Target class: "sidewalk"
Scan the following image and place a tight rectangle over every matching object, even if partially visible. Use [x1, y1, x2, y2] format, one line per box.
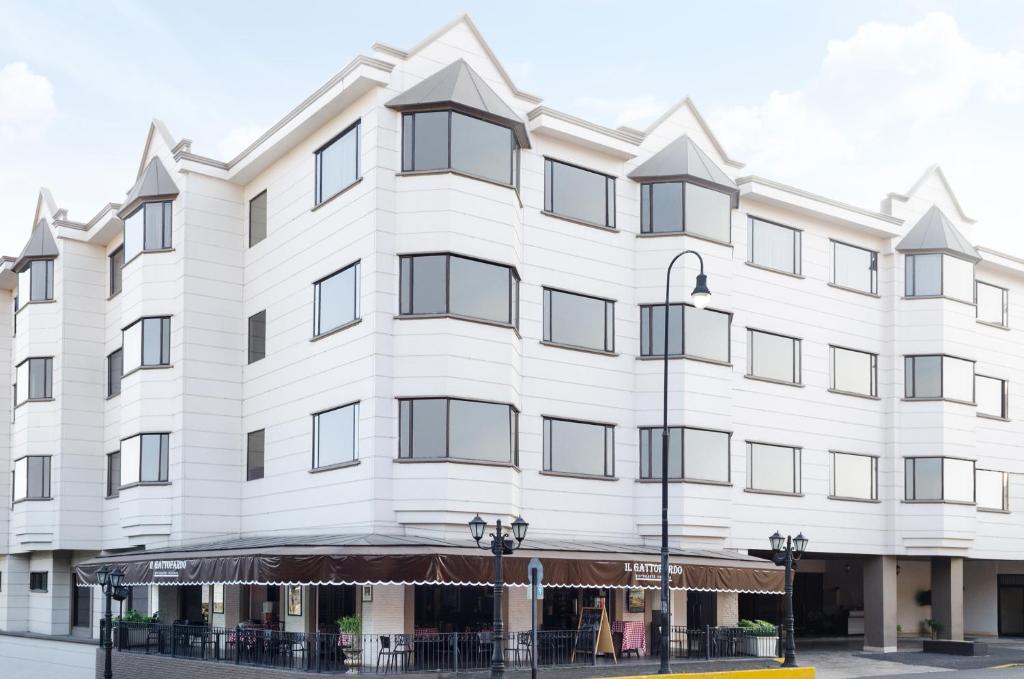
[797, 637, 1024, 679]
[398, 657, 778, 679]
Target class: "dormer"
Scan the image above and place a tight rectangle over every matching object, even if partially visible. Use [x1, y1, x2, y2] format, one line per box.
[117, 156, 179, 263]
[387, 59, 530, 188]
[13, 218, 58, 305]
[897, 206, 979, 303]
[629, 135, 738, 244]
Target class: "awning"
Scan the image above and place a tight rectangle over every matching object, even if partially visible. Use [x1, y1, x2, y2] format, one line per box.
[75, 535, 783, 594]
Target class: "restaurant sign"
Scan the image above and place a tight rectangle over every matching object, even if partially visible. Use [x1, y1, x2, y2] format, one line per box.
[150, 559, 189, 580]
[624, 561, 683, 583]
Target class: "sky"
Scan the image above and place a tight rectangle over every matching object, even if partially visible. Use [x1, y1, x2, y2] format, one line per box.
[1, 1, 1023, 256]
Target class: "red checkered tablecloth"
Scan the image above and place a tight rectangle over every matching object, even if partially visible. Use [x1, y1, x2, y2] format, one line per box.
[612, 620, 646, 655]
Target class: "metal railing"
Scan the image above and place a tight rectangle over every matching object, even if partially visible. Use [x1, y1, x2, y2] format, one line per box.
[670, 625, 779, 660]
[112, 622, 597, 674]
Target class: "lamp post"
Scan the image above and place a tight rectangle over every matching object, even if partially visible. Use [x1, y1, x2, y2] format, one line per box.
[470, 514, 528, 679]
[97, 565, 126, 679]
[658, 251, 711, 674]
[769, 532, 808, 668]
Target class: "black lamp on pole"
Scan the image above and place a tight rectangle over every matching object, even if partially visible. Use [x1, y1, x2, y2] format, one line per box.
[98, 565, 125, 679]
[769, 532, 808, 668]
[658, 250, 710, 674]
[470, 514, 529, 679]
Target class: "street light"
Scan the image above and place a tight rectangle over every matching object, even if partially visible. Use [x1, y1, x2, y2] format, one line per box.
[658, 250, 710, 674]
[470, 515, 529, 679]
[98, 565, 126, 679]
[769, 532, 808, 668]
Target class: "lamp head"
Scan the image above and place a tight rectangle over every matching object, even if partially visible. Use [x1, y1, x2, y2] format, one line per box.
[97, 565, 111, 588]
[511, 515, 528, 543]
[110, 567, 126, 589]
[793, 533, 809, 558]
[769, 531, 785, 554]
[691, 273, 711, 310]
[468, 514, 486, 543]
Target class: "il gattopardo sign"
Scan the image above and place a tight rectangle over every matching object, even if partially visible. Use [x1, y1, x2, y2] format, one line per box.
[624, 561, 684, 583]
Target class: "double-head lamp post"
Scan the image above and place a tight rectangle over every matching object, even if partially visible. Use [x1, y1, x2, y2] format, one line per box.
[97, 565, 126, 679]
[470, 514, 529, 679]
[658, 251, 710, 674]
[769, 532, 809, 668]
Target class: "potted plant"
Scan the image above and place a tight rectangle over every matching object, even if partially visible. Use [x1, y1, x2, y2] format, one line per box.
[113, 609, 159, 648]
[924, 618, 943, 640]
[337, 614, 361, 646]
[738, 619, 778, 657]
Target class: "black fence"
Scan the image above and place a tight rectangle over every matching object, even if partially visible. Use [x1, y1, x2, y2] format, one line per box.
[113, 623, 597, 674]
[670, 625, 780, 660]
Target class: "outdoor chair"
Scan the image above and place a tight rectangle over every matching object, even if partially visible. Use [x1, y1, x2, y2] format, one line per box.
[377, 634, 414, 673]
[506, 631, 532, 667]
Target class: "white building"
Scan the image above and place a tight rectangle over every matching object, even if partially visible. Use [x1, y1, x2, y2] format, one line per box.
[1, 13, 1023, 674]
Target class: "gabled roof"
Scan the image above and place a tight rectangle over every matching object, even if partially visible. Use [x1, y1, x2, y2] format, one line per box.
[896, 205, 979, 262]
[888, 165, 975, 224]
[628, 135, 738, 206]
[13, 218, 58, 272]
[386, 59, 530, 147]
[118, 156, 179, 218]
[632, 97, 745, 170]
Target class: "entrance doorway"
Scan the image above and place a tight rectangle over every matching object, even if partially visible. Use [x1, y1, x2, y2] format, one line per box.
[178, 585, 205, 624]
[686, 591, 717, 628]
[317, 585, 357, 631]
[71, 574, 91, 636]
[998, 575, 1024, 636]
[794, 572, 824, 635]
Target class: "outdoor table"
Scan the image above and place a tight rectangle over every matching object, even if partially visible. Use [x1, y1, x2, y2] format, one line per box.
[612, 620, 646, 656]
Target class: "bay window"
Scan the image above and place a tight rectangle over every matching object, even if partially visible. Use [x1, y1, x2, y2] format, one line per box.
[905, 457, 974, 503]
[544, 158, 615, 228]
[17, 259, 54, 303]
[123, 201, 172, 262]
[640, 181, 731, 242]
[15, 357, 52, 405]
[639, 303, 730, 363]
[119, 433, 170, 486]
[639, 426, 730, 483]
[399, 254, 518, 327]
[543, 417, 614, 478]
[399, 398, 517, 465]
[905, 253, 974, 302]
[904, 354, 974, 402]
[402, 111, 518, 186]
[122, 317, 171, 373]
[13, 455, 50, 501]
[313, 403, 358, 470]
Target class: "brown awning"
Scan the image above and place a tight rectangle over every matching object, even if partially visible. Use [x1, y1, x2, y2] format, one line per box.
[76, 549, 782, 594]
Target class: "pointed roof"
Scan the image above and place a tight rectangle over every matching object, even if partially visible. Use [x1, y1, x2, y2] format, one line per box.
[632, 98, 745, 170]
[13, 218, 59, 272]
[628, 135, 738, 206]
[386, 59, 530, 147]
[118, 156, 179, 218]
[896, 206, 979, 262]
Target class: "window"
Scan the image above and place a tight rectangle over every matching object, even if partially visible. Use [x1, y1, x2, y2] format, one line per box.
[107, 349, 122, 398]
[17, 259, 54, 302]
[106, 452, 120, 498]
[123, 201, 172, 262]
[976, 281, 1008, 326]
[543, 288, 614, 353]
[13, 456, 50, 501]
[640, 181, 732, 242]
[829, 346, 878, 397]
[313, 403, 358, 469]
[639, 304, 730, 363]
[313, 262, 359, 336]
[747, 329, 801, 384]
[122, 317, 170, 373]
[831, 240, 878, 294]
[119, 433, 169, 486]
[976, 469, 1009, 511]
[109, 246, 124, 296]
[639, 426, 730, 483]
[398, 398, 517, 464]
[248, 311, 266, 364]
[402, 111, 518, 187]
[904, 355, 975, 402]
[829, 452, 877, 500]
[746, 443, 801, 494]
[29, 572, 48, 592]
[315, 121, 360, 205]
[247, 429, 265, 480]
[399, 254, 519, 327]
[544, 158, 615, 228]
[748, 217, 801, 275]
[15, 357, 52, 404]
[249, 191, 267, 246]
[543, 417, 614, 478]
[976, 375, 1008, 419]
[904, 457, 975, 503]
[905, 253, 974, 302]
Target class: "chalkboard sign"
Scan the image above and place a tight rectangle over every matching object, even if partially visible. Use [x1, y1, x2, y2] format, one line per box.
[571, 606, 616, 663]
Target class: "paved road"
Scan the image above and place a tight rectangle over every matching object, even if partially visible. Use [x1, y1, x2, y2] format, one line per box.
[870, 670, 1024, 678]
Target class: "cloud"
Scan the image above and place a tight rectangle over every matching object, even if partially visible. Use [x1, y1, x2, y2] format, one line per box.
[0, 62, 55, 140]
[216, 124, 266, 160]
[573, 95, 668, 128]
[708, 12, 1024, 250]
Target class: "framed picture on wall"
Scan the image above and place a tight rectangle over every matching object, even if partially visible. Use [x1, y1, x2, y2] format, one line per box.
[287, 585, 302, 616]
[627, 588, 645, 613]
[361, 585, 373, 602]
[213, 584, 224, 614]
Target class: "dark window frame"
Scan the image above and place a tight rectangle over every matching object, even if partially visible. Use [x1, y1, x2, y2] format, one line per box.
[639, 180, 733, 242]
[12, 454, 51, 502]
[109, 246, 124, 297]
[248, 310, 267, 364]
[828, 450, 878, 501]
[638, 302, 732, 362]
[397, 397, 519, 466]
[122, 316, 172, 371]
[119, 432, 170, 485]
[904, 456, 976, 503]
[542, 415, 615, 478]
[975, 373, 1009, 419]
[745, 441, 802, 494]
[15, 356, 53, 403]
[106, 451, 120, 498]
[314, 120, 361, 206]
[905, 252, 975, 300]
[20, 258, 55, 302]
[29, 571, 48, 592]
[976, 468, 1010, 511]
[542, 287, 616, 353]
[975, 280, 1009, 327]
[312, 402, 360, 470]
[747, 216, 802, 275]
[638, 425, 731, 483]
[904, 354, 976, 402]
[123, 201, 173, 263]
[313, 261, 361, 337]
[746, 328, 802, 384]
[107, 348, 123, 398]
[401, 110, 520, 188]
[831, 239, 878, 295]
[543, 157, 616, 229]
[398, 253, 520, 328]
[249, 190, 268, 247]
[829, 344, 879, 397]
[247, 429, 265, 481]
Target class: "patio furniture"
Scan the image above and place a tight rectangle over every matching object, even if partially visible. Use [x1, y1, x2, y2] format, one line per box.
[507, 631, 532, 667]
[377, 634, 414, 673]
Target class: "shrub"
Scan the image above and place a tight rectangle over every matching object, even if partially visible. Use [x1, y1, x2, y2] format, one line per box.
[337, 614, 361, 635]
[738, 619, 777, 637]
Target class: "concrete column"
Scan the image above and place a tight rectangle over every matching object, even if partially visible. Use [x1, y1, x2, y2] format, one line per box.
[223, 585, 243, 629]
[931, 557, 964, 640]
[0, 554, 30, 632]
[716, 592, 738, 626]
[863, 556, 898, 652]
